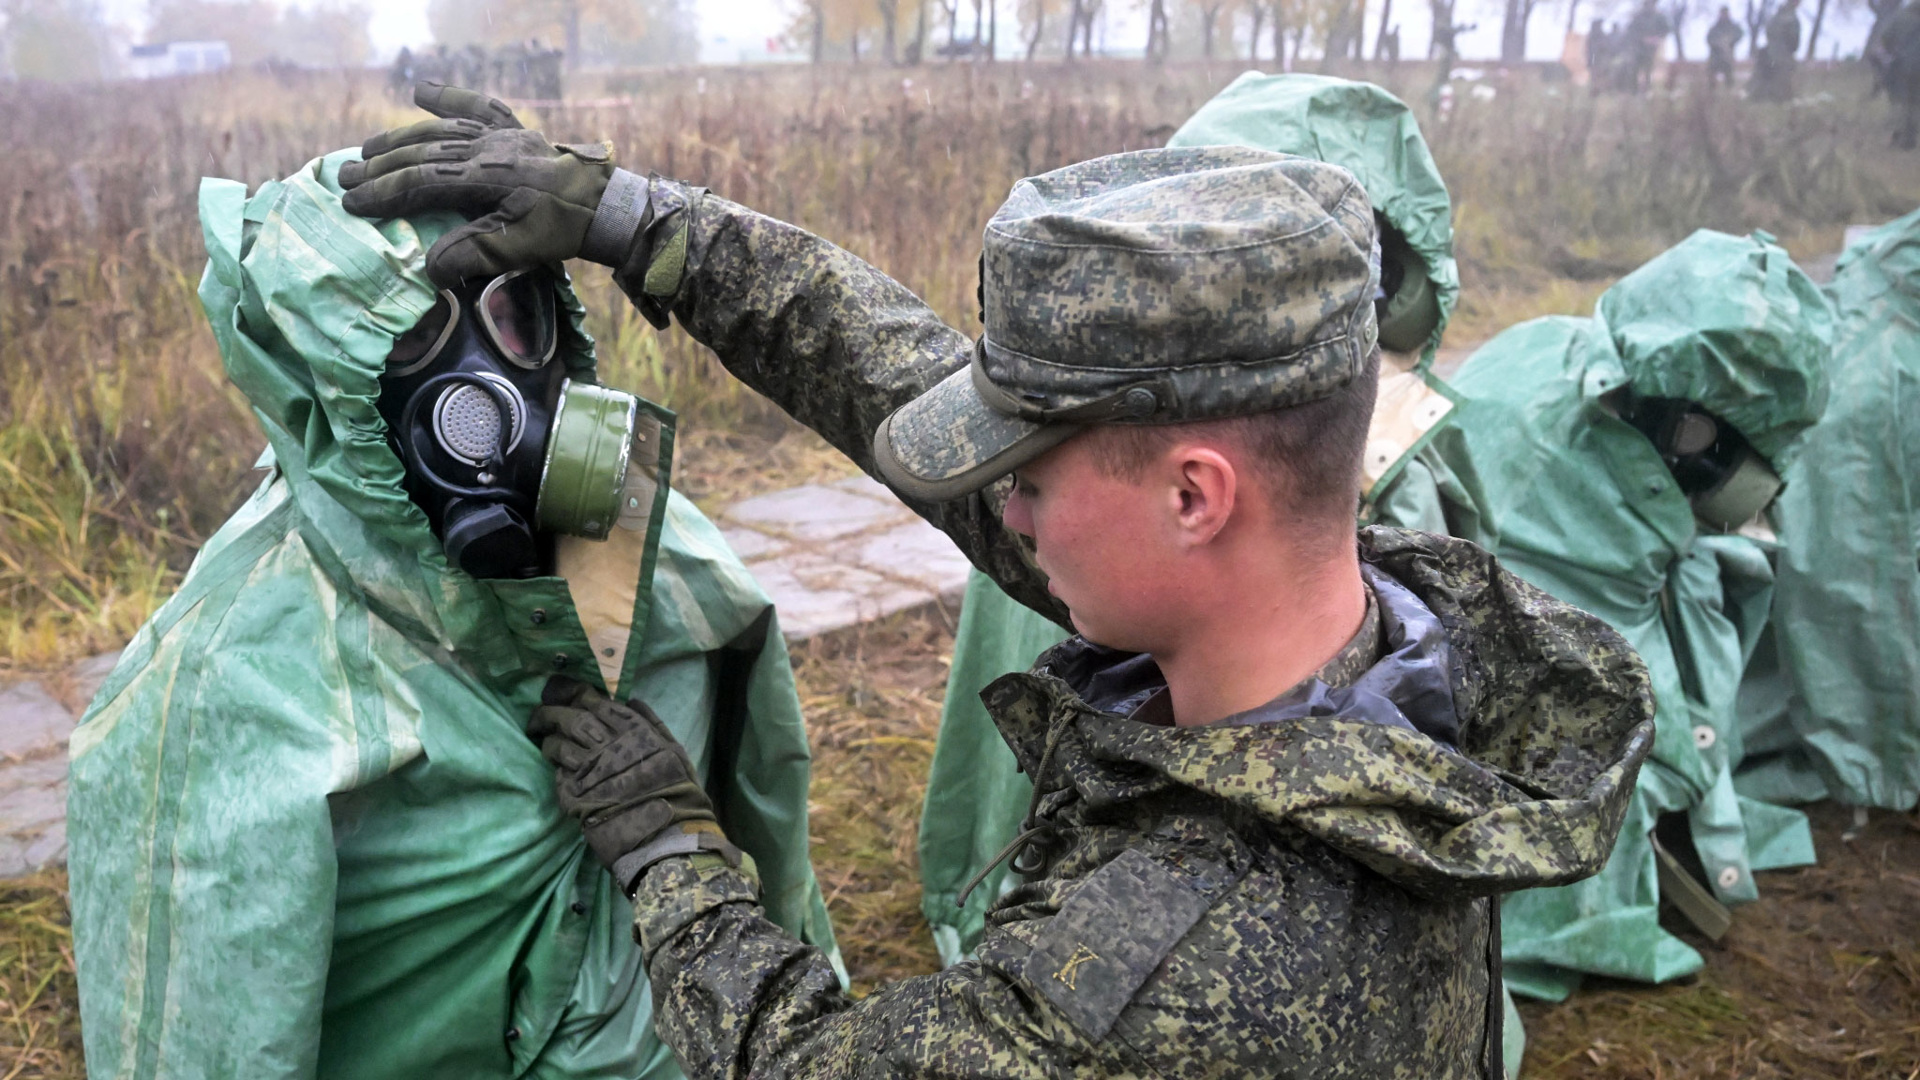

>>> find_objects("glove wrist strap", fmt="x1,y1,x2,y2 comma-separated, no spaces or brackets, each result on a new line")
581,167,651,267
612,829,744,897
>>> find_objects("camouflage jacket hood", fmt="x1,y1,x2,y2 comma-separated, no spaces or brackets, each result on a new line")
988,525,1656,900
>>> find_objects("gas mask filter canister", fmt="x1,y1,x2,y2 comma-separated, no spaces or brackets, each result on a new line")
1619,394,1783,531
377,270,642,579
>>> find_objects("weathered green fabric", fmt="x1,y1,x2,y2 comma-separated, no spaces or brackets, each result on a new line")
1378,229,1833,999
918,72,1463,985
1166,72,1460,363
1749,209,1920,810
66,149,837,1080
629,530,1652,1079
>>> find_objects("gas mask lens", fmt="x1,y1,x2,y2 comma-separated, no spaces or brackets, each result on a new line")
384,270,558,379
479,270,558,369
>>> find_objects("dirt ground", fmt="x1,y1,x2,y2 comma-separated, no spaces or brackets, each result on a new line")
6,603,1916,1078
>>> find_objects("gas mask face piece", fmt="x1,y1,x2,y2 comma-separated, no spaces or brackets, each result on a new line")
1373,215,1442,354
378,270,642,579
1618,394,1783,530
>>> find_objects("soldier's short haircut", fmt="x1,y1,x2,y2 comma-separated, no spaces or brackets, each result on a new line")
1088,346,1381,530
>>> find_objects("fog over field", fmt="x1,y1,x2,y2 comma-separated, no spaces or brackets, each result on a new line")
83,0,1878,64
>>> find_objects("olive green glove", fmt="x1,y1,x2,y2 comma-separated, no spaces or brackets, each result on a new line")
339,81,640,286
531,677,744,896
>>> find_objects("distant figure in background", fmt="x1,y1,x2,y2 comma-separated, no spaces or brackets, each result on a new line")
1626,0,1672,92
1586,18,1611,86
1751,0,1802,100
388,46,415,100
494,41,530,97
1382,24,1402,61
414,44,454,87
1868,0,1920,147
1707,7,1744,86
531,44,566,101
457,45,489,94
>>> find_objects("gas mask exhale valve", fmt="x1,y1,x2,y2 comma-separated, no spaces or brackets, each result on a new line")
377,270,642,579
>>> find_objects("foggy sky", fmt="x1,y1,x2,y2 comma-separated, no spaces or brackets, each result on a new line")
101,0,1876,68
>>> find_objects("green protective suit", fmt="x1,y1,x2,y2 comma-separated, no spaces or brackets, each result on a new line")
1742,209,1920,811
1375,229,1834,1001
917,72,1462,967
66,150,838,1080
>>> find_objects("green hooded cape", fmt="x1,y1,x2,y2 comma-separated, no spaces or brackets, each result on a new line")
1376,228,1834,1000
916,72,1462,971
1741,209,1920,811
66,149,837,1080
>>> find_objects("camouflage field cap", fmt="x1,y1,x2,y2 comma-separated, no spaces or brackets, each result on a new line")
874,146,1379,502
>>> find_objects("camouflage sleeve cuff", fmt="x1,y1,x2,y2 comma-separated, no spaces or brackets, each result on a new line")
580,167,650,268
610,176,705,330
631,853,762,963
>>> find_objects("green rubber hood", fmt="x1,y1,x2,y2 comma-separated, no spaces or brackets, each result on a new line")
1168,73,1459,360
1589,228,1833,468
196,147,599,556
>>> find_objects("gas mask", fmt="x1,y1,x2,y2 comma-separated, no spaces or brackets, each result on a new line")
1618,395,1784,530
1373,216,1442,354
377,270,644,579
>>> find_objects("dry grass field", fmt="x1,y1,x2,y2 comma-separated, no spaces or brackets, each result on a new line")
2,59,1918,1079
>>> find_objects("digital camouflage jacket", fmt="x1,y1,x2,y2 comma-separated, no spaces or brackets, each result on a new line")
614,190,1655,1078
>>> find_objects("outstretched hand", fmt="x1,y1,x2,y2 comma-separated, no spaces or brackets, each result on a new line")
531,677,742,894
340,82,618,286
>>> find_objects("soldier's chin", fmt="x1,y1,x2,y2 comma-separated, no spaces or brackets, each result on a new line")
1068,609,1149,656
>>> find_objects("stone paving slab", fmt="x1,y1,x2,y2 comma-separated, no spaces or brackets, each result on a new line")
723,476,972,642
0,755,68,878
0,680,76,760
0,650,119,879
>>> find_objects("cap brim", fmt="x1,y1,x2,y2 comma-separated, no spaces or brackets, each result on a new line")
873,365,1080,502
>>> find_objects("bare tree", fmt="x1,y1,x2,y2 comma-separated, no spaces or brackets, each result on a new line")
878,0,900,61
1665,0,1691,60
1145,0,1171,60
1500,0,1542,61
906,0,929,60
1428,0,1457,57
1066,0,1102,56
1802,0,1826,58
1244,0,1267,59
1196,0,1232,55
1741,0,1777,58
1376,0,1398,56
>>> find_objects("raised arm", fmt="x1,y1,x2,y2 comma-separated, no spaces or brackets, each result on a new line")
338,88,1066,626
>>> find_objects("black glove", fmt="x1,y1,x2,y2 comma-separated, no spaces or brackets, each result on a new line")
531,677,742,895
339,82,643,286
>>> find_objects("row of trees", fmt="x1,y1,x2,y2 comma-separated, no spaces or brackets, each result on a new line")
790,0,1494,65
790,0,1423,65
789,0,1871,68
1,0,372,80
426,0,697,69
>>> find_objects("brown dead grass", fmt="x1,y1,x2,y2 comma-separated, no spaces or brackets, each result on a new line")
0,870,83,1080
1519,802,1920,1079
787,604,956,993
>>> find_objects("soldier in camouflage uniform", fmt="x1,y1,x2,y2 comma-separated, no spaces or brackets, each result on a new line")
338,86,1654,1078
